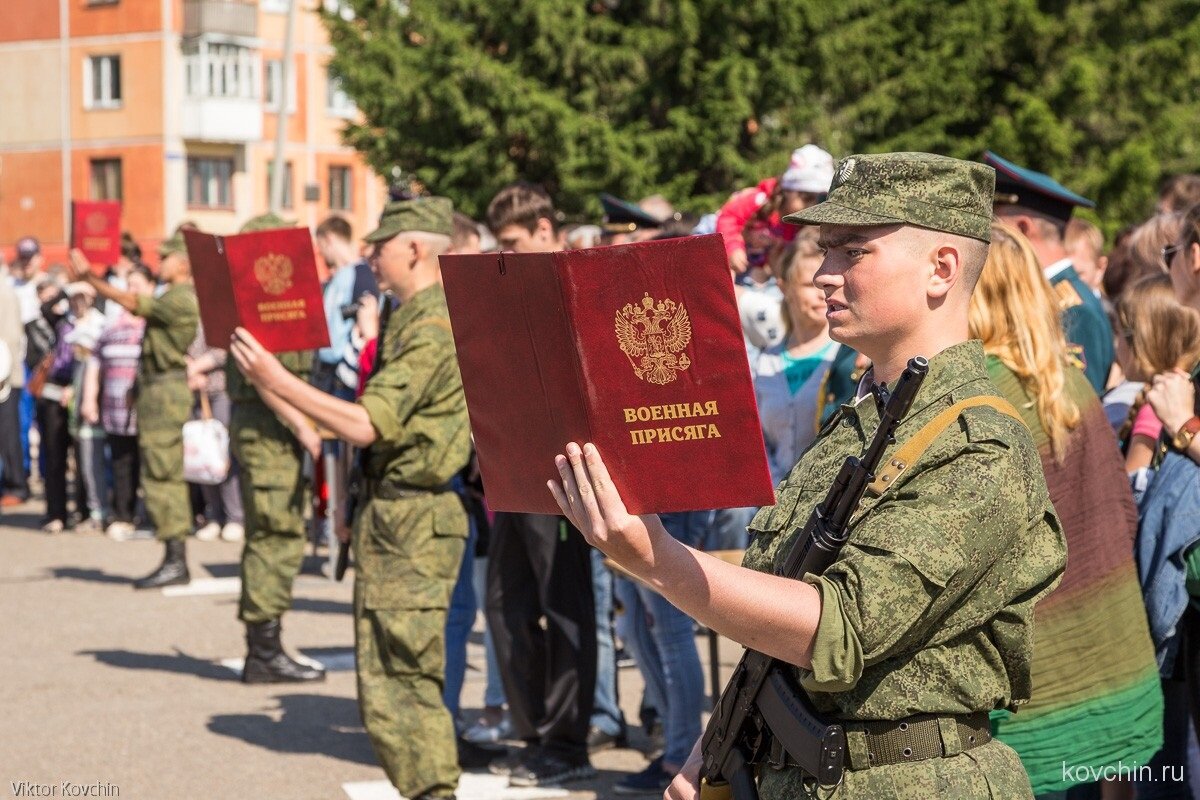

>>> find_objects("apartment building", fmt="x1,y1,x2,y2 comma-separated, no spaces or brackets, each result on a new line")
0,0,386,264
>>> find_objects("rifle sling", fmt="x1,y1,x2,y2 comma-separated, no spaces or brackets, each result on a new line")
865,396,1024,497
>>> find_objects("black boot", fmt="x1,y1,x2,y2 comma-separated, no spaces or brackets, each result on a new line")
242,618,326,683
132,539,190,590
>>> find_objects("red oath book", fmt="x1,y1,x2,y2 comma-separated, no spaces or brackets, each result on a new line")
183,227,330,353
440,233,775,515
71,200,121,272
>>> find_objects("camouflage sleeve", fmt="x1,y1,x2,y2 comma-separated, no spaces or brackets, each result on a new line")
357,331,454,442
134,285,198,329
799,443,1050,694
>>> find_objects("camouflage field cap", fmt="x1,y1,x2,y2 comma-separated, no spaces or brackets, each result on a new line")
784,152,996,243
239,212,296,233
364,196,454,243
158,232,187,258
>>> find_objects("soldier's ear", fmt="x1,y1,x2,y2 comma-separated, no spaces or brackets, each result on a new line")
928,244,961,300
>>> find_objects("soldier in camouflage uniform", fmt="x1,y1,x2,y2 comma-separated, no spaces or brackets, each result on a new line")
69,234,199,589
547,154,1068,799
229,197,470,800
226,212,325,684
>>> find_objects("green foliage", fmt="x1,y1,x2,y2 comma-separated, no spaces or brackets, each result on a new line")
323,0,1200,231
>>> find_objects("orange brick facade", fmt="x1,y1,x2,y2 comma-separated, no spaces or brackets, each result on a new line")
0,0,385,267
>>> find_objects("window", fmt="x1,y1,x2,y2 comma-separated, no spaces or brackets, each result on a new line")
264,59,296,113
84,55,122,109
87,0,120,6
325,68,356,118
328,166,352,211
260,0,289,13
90,159,123,201
184,42,257,99
187,157,234,208
267,161,294,210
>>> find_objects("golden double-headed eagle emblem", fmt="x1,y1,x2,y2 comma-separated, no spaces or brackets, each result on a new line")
615,293,693,385
254,252,294,296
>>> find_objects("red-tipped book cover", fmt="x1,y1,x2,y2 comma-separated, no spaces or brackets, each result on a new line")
183,227,330,353
71,200,121,272
440,233,775,515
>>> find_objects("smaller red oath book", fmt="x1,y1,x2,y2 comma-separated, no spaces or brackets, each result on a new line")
71,200,121,273
440,233,775,515
183,227,330,353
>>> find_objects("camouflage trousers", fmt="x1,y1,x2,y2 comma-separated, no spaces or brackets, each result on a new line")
230,404,307,624
353,491,468,799
758,738,1034,799
136,376,192,542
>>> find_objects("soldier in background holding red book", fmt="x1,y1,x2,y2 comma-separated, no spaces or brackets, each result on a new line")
67,234,199,588
224,213,325,685
229,197,471,800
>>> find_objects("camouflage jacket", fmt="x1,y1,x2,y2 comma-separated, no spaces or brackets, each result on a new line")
134,283,198,375
357,284,470,490
226,350,312,406
743,339,1066,720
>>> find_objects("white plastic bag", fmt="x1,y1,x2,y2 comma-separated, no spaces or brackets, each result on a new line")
183,393,230,485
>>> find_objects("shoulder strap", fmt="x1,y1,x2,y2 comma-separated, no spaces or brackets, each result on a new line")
865,396,1025,497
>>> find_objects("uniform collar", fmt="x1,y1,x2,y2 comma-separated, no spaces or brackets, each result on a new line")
1043,257,1073,281
841,340,990,432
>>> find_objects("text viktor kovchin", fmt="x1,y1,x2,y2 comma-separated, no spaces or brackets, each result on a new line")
10,781,119,798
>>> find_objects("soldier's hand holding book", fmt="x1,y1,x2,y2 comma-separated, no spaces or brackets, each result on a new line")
548,441,670,578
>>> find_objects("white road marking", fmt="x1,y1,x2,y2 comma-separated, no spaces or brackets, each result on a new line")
342,774,569,800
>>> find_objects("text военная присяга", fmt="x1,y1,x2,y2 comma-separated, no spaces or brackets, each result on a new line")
623,400,721,445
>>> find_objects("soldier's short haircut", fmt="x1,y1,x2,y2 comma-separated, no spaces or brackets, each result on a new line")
486,182,557,234
451,212,480,251
315,215,353,242
906,227,989,292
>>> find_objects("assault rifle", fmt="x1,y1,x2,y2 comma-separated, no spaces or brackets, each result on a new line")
699,356,929,799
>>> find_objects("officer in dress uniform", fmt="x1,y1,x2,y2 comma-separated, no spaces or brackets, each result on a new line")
229,197,469,800
985,151,1115,393
600,193,669,245
548,153,1067,799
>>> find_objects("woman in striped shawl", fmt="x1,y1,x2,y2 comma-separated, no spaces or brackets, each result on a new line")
969,221,1163,799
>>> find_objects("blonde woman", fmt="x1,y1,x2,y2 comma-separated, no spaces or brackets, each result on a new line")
969,222,1162,798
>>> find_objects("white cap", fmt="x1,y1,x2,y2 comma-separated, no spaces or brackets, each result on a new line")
780,144,834,194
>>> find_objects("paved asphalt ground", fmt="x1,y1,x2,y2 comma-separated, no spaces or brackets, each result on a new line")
0,495,736,800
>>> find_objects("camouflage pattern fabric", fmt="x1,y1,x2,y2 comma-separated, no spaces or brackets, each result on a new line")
742,340,1066,798
134,283,198,375
352,284,471,798
137,378,193,541
132,284,198,541
229,351,312,623
232,403,307,624
785,152,996,243
364,196,455,243
759,738,1035,799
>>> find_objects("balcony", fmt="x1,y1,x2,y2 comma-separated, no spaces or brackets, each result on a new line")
181,43,262,143
183,0,257,40
181,96,262,143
